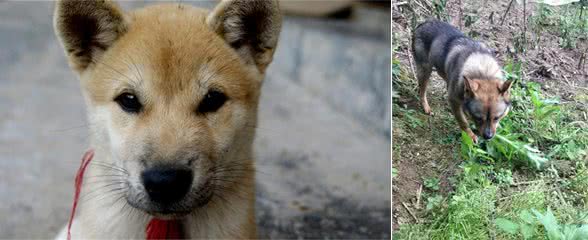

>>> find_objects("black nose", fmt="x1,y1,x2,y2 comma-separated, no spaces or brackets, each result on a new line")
142,167,193,204
483,129,495,140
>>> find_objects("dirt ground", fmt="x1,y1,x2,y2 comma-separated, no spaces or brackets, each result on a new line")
392,0,588,230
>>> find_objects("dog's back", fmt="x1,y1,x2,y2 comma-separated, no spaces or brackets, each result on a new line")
412,20,495,85
412,19,511,143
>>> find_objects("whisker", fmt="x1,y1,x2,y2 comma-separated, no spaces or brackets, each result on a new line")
48,123,93,133
82,187,126,204
84,174,127,179
80,183,126,202
91,59,135,83
82,179,126,185
124,52,144,83
80,182,125,198
211,165,270,176
88,162,129,174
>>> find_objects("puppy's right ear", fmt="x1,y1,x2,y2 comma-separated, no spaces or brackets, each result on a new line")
53,0,127,73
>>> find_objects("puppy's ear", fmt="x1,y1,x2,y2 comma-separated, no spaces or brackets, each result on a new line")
500,80,513,95
54,0,127,73
463,76,478,97
207,0,282,74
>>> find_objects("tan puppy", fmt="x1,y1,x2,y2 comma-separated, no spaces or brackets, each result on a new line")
53,0,281,238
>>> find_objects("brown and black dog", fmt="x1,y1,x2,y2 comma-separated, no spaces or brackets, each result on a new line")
412,20,512,143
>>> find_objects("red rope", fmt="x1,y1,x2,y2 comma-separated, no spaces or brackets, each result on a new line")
67,149,94,240
67,149,183,239
146,219,183,240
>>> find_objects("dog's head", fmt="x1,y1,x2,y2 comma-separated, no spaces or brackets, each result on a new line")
54,0,281,218
462,76,513,140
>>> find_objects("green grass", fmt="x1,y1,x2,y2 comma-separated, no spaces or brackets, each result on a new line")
395,162,499,239
530,1,588,49
495,208,588,239
394,59,588,240
433,0,450,22
394,2,587,239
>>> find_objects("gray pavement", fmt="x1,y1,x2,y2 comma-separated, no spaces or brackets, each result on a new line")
0,1,390,239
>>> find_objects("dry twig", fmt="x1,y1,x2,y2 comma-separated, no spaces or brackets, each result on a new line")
402,202,419,223
415,184,423,209
412,0,432,15
405,48,418,82
500,0,515,25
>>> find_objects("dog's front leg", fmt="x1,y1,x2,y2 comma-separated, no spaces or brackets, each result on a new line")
450,100,478,143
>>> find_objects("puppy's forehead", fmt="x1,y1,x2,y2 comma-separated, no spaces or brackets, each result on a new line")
108,4,255,98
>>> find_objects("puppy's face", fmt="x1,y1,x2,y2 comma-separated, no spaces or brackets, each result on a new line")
463,77,512,140
54,1,281,217
89,25,258,216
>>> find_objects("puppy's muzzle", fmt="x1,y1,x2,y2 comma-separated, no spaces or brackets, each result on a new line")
142,166,193,204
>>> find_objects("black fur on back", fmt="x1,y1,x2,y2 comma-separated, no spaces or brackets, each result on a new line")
412,19,494,83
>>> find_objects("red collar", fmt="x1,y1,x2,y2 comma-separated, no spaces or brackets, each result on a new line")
67,150,183,240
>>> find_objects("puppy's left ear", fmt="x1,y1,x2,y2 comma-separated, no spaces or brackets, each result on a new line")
500,80,513,95
207,0,282,74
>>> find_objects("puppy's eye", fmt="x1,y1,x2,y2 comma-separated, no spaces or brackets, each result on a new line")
115,93,142,113
197,90,227,113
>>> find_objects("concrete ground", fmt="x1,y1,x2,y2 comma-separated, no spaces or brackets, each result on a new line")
0,1,390,239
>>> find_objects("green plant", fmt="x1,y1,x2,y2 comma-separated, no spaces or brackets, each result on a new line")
460,128,548,170
464,13,479,28
557,3,588,49
426,194,444,211
426,162,497,239
392,57,402,82
424,177,441,191
496,168,514,185
513,83,587,162
496,209,588,239
570,164,588,204
530,3,555,48
395,107,425,129
489,133,549,169
433,0,449,22
503,57,523,82
530,2,588,49
435,133,458,145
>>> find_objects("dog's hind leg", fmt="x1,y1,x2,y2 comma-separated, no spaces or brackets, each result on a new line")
416,63,433,115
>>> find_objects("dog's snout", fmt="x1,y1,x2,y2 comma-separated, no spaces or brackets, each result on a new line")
142,166,193,204
483,128,495,140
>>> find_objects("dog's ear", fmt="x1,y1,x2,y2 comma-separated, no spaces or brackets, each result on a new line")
463,76,478,97
54,0,127,73
207,0,282,74
499,80,513,95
